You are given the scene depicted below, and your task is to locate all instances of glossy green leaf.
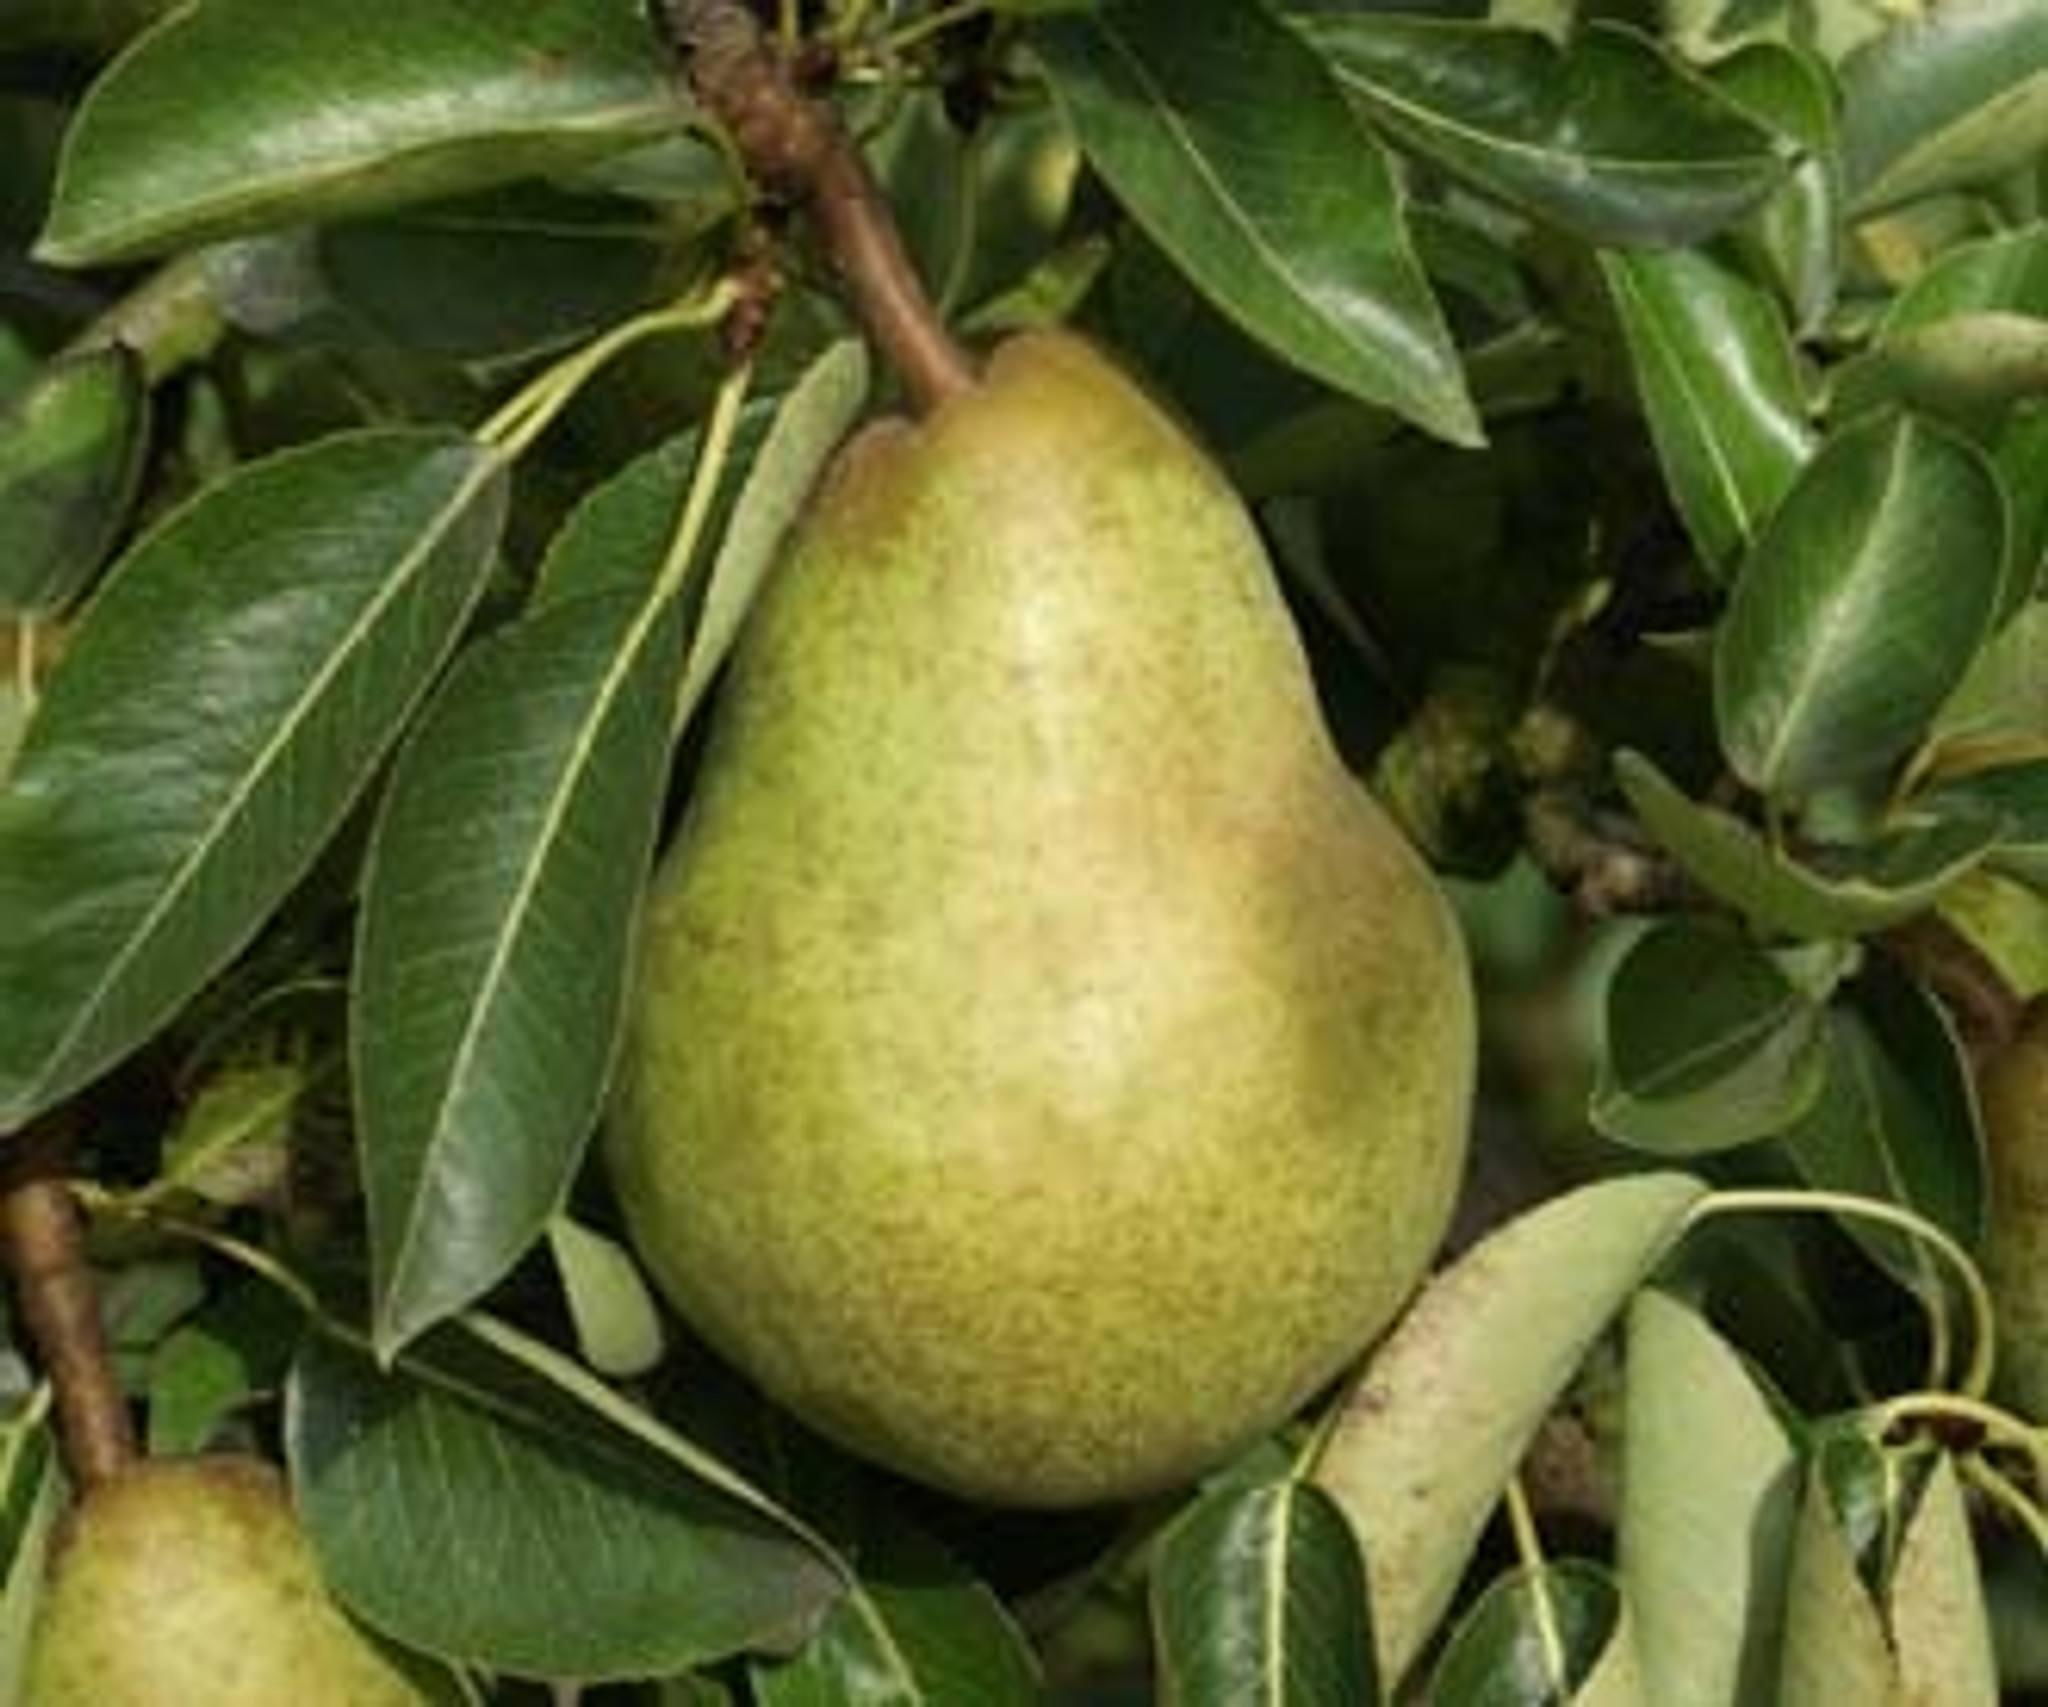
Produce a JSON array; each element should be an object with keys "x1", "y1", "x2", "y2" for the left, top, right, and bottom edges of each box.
[
  {"x1": 1922, "y1": 758, "x2": 2048, "y2": 888},
  {"x1": 1314, "y1": 1172, "x2": 1708, "y2": 1686},
  {"x1": 1431, "y1": 1560, "x2": 1625, "y2": 1706},
  {"x1": 0, "y1": 429, "x2": 507, "y2": 1131},
  {"x1": 1619, "y1": 1289, "x2": 1797, "y2": 1707},
  {"x1": 288, "y1": 1319, "x2": 840, "y2": 1680},
  {"x1": 1033, "y1": 0, "x2": 1478, "y2": 445},
  {"x1": 1615, "y1": 750, "x2": 2000, "y2": 940},
  {"x1": 1888, "y1": 1453, "x2": 2000, "y2": 1703},
  {"x1": 1293, "y1": 16, "x2": 1784, "y2": 248},
  {"x1": 1839, "y1": 0, "x2": 2048, "y2": 214},
  {"x1": 748, "y1": 1504, "x2": 1041, "y2": 1707},
  {"x1": 1781, "y1": 977, "x2": 1986, "y2": 1296},
  {"x1": 1831, "y1": 314, "x2": 2048, "y2": 435},
  {"x1": 1710, "y1": 42, "x2": 1842, "y2": 336},
  {"x1": 1777, "y1": 1447, "x2": 1897, "y2": 1707},
  {"x1": 1885, "y1": 225, "x2": 2048, "y2": 333},
  {"x1": 1996, "y1": 407, "x2": 2048, "y2": 612},
  {"x1": 548, "y1": 1215, "x2": 665, "y2": 1380},
  {"x1": 1715, "y1": 412, "x2": 2007, "y2": 800},
  {"x1": 1599, "y1": 246, "x2": 1812, "y2": 579},
  {"x1": 1925, "y1": 599, "x2": 2048, "y2": 768},
  {"x1": 318, "y1": 184, "x2": 686, "y2": 362},
  {"x1": 355, "y1": 587, "x2": 684, "y2": 1354},
  {"x1": 1591, "y1": 919, "x2": 1827, "y2": 1154},
  {"x1": 39, "y1": 0, "x2": 676, "y2": 266},
  {"x1": 0, "y1": 346, "x2": 150, "y2": 616},
  {"x1": 1151, "y1": 1479, "x2": 1376, "y2": 1707}
]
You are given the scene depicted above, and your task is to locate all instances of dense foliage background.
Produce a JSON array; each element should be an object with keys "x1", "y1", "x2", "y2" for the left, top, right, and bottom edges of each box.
[{"x1": 1, "y1": 0, "x2": 2046, "y2": 1699}]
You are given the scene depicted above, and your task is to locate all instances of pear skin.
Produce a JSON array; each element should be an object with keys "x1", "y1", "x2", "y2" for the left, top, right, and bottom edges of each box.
[
  {"x1": 610, "y1": 332, "x2": 1475, "y2": 1505},
  {"x1": 25, "y1": 1457, "x2": 426, "y2": 1706},
  {"x1": 1980, "y1": 999, "x2": 2048, "y2": 1421}
]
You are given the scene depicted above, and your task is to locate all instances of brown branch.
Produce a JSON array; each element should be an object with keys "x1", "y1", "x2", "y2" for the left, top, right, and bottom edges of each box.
[
  {"x1": 1, "y1": 1121, "x2": 136, "y2": 1489},
  {"x1": 661, "y1": 0, "x2": 978, "y2": 413},
  {"x1": 1879, "y1": 911, "x2": 2025, "y2": 1070}
]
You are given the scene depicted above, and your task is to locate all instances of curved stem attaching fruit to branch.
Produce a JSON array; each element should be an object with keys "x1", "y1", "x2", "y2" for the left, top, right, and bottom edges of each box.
[
  {"x1": 0, "y1": 1121, "x2": 136, "y2": 1490},
  {"x1": 1689, "y1": 1187, "x2": 1997, "y2": 1401},
  {"x1": 660, "y1": 0, "x2": 978, "y2": 414}
]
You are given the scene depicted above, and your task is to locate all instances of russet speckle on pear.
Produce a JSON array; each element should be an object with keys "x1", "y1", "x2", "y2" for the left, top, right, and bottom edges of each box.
[
  {"x1": 1980, "y1": 998, "x2": 2048, "y2": 1421},
  {"x1": 609, "y1": 332, "x2": 1476, "y2": 1506},
  {"x1": 24, "y1": 1457, "x2": 426, "y2": 1706}
]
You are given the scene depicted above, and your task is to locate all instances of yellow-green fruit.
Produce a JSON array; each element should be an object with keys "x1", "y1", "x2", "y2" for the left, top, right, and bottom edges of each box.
[
  {"x1": 25, "y1": 1457, "x2": 426, "y2": 1706},
  {"x1": 609, "y1": 333, "x2": 1475, "y2": 1506},
  {"x1": 1980, "y1": 999, "x2": 2048, "y2": 1421}
]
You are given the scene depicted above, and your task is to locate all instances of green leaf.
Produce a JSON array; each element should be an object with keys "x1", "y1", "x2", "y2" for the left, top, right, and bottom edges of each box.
[
  {"x1": 1590, "y1": 919, "x2": 1828, "y2": 1155},
  {"x1": 1925, "y1": 598, "x2": 2048, "y2": 768},
  {"x1": 1616, "y1": 750, "x2": 2000, "y2": 940},
  {"x1": 1599, "y1": 245, "x2": 1813, "y2": 580},
  {"x1": 146, "y1": 1281, "x2": 301, "y2": 1458},
  {"x1": 1831, "y1": 314, "x2": 2048, "y2": 436},
  {"x1": 1715, "y1": 413, "x2": 2007, "y2": 800},
  {"x1": 1619, "y1": 1289, "x2": 1798, "y2": 1707},
  {"x1": 38, "y1": 0, "x2": 676, "y2": 266},
  {"x1": 288, "y1": 1318, "x2": 840, "y2": 1680},
  {"x1": 1887, "y1": 1453, "x2": 2000, "y2": 1703},
  {"x1": 1709, "y1": 42, "x2": 1842, "y2": 337},
  {"x1": 0, "y1": 1406, "x2": 58, "y2": 1707},
  {"x1": 1293, "y1": 16, "x2": 1785, "y2": 248},
  {"x1": 748, "y1": 1498, "x2": 1041, "y2": 1707},
  {"x1": 1430, "y1": 1560, "x2": 1625, "y2": 1705},
  {"x1": 1313, "y1": 1172, "x2": 1708, "y2": 1687},
  {"x1": 1781, "y1": 974, "x2": 1985, "y2": 1295},
  {"x1": 356, "y1": 587, "x2": 684, "y2": 1354},
  {"x1": 548, "y1": 1215, "x2": 665, "y2": 1380},
  {"x1": 318, "y1": 184, "x2": 688, "y2": 362},
  {"x1": 1151, "y1": 1480, "x2": 1377, "y2": 1707},
  {"x1": 1032, "y1": 0, "x2": 1478, "y2": 445},
  {"x1": 1922, "y1": 758, "x2": 2048, "y2": 888},
  {"x1": 1839, "y1": 0, "x2": 2048, "y2": 215},
  {"x1": 1884, "y1": 224, "x2": 2048, "y2": 332},
  {"x1": 0, "y1": 346, "x2": 150, "y2": 616},
  {"x1": 0, "y1": 429, "x2": 507, "y2": 1131}
]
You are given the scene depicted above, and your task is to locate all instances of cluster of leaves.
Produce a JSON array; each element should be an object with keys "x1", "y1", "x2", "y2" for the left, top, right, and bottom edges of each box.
[{"x1": 0, "y1": 0, "x2": 2046, "y2": 1701}]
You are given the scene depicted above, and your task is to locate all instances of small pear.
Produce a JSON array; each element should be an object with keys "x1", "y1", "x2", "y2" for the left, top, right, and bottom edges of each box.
[
  {"x1": 610, "y1": 333, "x2": 1475, "y2": 1505},
  {"x1": 1979, "y1": 999, "x2": 2048, "y2": 1421},
  {"x1": 25, "y1": 1456, "x2": 426, "y2": 1706}
]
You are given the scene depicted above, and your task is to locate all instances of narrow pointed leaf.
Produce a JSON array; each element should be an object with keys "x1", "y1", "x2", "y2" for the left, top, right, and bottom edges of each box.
[
  {"x1": 1839, "y1": 0, "x2": 2048, "y2": 215},
  {"x1": 1599, "y1": 246, "x2": 1812, "y2": 579},
  {"x1": 288, "y1": 1318, "x2": 841, "y2": 1680},
  {"x1": 0, "y1": 429, "x2": 506, "y2": 1130},
  {"x1": 0, "y1": 346, "x2": 150, "y2": 616},
  {"x1": 549, "y1": 1215, "x2": 665, "y2": 1380},
  {"x1": 1714, "y1": 413, "x2": 2007, "y2": 800},
  {"x1": 356, "y1": 586, "x2": 684, "y2": 1354},
  {"x1": 1591, "y1": 919, "x2": 1828, "y2": 1154},
  {"x1": 1314, "y1": 1172, "x2": 1707, "y2": 1686},
  {"x1": 1151, "y1": 1480, "x2": 1376, "y2": 1707},
  {"x1": 1777, "y1": 1453, "x2": 1897, "y2": 1706},
  {"x1": 1294, "y1": 16, "x2": 1784, "y2": 248},
  {"x1": 1620, "y1": 1289, "x2": 1798, "y2": 1707},
  {"x1": 39, "y1": 0, "x2": 676, "y2": 266},
  {"x1": 1033, "y1": 0, "x2": 1478, "y2": 445},
  {"x1": 0, "y1": 1408, "x2": 59, "y2": 1707},
  {"x1": 1888, "y1": 1453, "x2": 1999, "y2": 1703},
  {"x1": 1616, "y1": 750, "x2": 2000, "y2": 941},
  {"x1": 1431, "y1": 1560, "x2": 1624, "y2": 1705}
]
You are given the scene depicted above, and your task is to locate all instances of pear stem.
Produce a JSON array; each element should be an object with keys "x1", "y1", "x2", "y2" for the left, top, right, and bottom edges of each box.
[
  {"x1": 661, "y1": 0, "x2": 978, "y2": 414},
  {"x1": 1, "y1": 1120, "x2": 136, "y2": 1489}
]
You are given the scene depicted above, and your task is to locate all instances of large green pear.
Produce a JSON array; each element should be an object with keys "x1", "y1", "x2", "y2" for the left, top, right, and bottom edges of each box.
[
  {"x1": 610, "y1": 332, "x2": 1475, "y2": 1506},
  {"x1": 25, "y1": 1457, "x2": 426, "y2": 1706},
  {"x1": 1980, "y1": 998, "x2": 2048, "y2": 1421}
]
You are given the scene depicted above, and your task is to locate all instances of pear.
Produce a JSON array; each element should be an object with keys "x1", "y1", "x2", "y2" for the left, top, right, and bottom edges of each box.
[
  {"x1": 609, "y1": 332, "x2": 1475, "y2": 1506},
  {"x1": 25, "y1": 1456, "x2": 426, "y2": 1706},
  {"x1": 1979, "y1": 999, "x2": 2048, "y2": 1421}
]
